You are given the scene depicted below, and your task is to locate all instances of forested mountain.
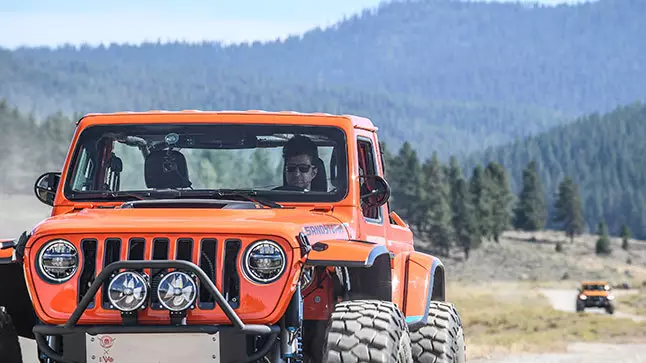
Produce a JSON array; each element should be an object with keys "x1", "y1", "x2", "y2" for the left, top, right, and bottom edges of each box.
[
  {"x1": 464, "y1": 102, "x2": 646, "y2": 239},
  {"x1": 8, "y1": 0, "x2": 646, "y2": 115},
  {"x1": 0, "y1": 101, "x2": 73, "y2": 193},
  {"x1": 2, "y1": 0, "x2": 645, "y2": 160},
  {"x1": 0, "y1": 48, "x2": 564, "y2": 158}
]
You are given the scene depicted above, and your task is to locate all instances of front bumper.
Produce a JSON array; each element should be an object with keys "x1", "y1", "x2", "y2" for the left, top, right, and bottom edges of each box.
[
  {"x1": 33, "y1": 260, "x2": 280, "y2": 363},
  {"x1": 579, "y1": 296, "x2": 612, "y2": 308}
]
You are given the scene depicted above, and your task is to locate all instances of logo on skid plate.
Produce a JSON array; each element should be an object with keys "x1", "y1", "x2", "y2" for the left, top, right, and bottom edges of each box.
[
  {"x1": 99, "y1": 335, "x2": 116, "y2": 349},
  {"x1": 98, "y1": 335, "x2": 116, "y2": 362}
]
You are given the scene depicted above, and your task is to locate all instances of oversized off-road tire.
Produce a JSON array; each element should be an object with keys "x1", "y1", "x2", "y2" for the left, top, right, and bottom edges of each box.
[
  {"x1": 409, "y1": 301, "x2": 466, "y2": 363},
  {"x1": 321, "y1": 300, "x2": 413, "y2": 363},
  {"x1": 606, "y1": 303, "x2": 615, "y2": 314},
  {"x1": 576, "y1": 300, "x2": 585, "y2": 312},
  {"x1": 0, "y1": 306, "x2": 23, "y2": 363}
]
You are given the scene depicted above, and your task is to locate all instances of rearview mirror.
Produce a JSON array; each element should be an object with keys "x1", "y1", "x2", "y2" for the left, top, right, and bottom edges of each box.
[
  {"x1": 360, "y1": 175, "x2": 390, "y2": 209},
  {"x1": 34, "y1": 172, "x2": 61, "y2": 206}
]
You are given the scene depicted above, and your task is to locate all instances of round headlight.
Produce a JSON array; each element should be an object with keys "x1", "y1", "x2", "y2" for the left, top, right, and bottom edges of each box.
[
  {"x1": 157, "y1": 271, "x2": 198, "y2": 311},
  {"x1": 37, "y1": 239, "x2": 79, "y2": 283},
  {"x1": 243, "y1": 240, "x2": 286, "y2": 284},
  {"x1": 107, "y1": 271, "x2": 149, "y2": 312}
]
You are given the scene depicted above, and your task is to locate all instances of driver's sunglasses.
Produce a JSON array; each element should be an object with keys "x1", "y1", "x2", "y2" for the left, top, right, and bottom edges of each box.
[{"x1": 285, "y1": 164, "x2": 315, "y2": 173}]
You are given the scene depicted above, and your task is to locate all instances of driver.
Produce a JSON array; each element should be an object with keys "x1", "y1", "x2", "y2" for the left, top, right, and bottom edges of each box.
[{"x1": 281, "y1": 135, "x2": 319, "y2": 190}]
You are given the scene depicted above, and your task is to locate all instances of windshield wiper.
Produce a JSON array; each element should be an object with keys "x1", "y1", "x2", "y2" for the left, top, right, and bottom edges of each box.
[
  {"x1": 69, "y1": 191, "x2": 148, "y2": 201},
  {"x1": 70, "y1": 189, "x2": 283, "y2": 208},
  {"x1": 209, "y1": 189, "x2": 284, "y2": 209}
]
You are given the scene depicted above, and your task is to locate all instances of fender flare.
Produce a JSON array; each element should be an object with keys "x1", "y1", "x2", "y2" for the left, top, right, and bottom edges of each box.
[
  {"x1": 305, "y1": 239, "x2": 390, "y2": 268},
  {"x1": 403, "y1": 253, "x2": 446, "y2": 328},
  {"x1": 304, "y1": 239, "x2": 393, "y2": 302}
]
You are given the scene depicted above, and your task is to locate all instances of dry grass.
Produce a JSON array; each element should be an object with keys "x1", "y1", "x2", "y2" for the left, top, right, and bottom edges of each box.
[
  {"x1": 617, "y1": 288, "x2": 646, "y2": 316},
  {"x1": 447, "y1": 281, "x2": 646, "y2": 360}
]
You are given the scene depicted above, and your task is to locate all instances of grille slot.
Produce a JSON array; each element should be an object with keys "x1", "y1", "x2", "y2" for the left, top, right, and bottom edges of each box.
[
  {"x1": 176, "y1": 238, "x2": 193, "y2": 262},
  {"x1": 223, "y1": 239, "x2": 241, "y2": 309},
  {"x1": 78, "y1": 239, "x2": 97, "y2": 308},
  {"x1": 101, "y1": 238, "x2": 122, "y2": 308},
  {"x1": 128, "y1": 238, "x2": 145, "y2": 273},
  {"x1": 150, "y1": 238, "x2": 170, "y2": 310},
  {"x1": 199, "y1": 238, "x2": 217, "y2": 309}
]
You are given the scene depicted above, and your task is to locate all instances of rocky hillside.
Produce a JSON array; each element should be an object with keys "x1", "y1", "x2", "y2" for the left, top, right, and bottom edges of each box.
[{"x1": 444, "y1": 230, "x2": 646, "y2": 286}]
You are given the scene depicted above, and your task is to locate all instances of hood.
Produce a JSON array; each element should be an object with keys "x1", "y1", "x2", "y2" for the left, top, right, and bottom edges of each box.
[{"x1": 31, "y1": 206, "x2": 351, "y2": 247}]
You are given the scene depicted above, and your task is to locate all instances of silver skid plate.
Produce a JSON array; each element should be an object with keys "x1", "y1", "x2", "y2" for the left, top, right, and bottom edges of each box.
[{"x1": 86, "y1": 332, "x2": 220, "y2": 363}]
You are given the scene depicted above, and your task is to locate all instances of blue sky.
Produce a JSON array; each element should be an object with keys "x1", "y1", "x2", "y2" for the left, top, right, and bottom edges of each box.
[{"x1": 0, "y1": 0, "x2": 595, "y2": 49}]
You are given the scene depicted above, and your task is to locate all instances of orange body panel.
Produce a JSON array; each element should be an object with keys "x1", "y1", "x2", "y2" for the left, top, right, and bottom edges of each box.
[{"x1": 15, "y1": 110, "x2": 440, "y2": 327}]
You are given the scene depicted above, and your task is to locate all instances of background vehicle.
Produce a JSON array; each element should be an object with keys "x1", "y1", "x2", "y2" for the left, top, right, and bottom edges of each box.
[
  {"x1": 576, "y1": 280, "x2": 615, "y2": 314},
  {"x1": 0, "y1": 110, "x2": 467, "y2": 363}
]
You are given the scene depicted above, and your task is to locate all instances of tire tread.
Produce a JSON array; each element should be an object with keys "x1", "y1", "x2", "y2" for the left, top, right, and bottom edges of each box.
[
  {"x1": 409, "y1": 301, "x2": 466, "y2": 363},
  {"x1": 323, "y1": 300, "x2": 412, "y2": 363}
]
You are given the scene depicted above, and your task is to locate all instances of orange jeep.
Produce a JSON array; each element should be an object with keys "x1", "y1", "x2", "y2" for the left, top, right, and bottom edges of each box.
[
  {"x1": 0, "y1": 110, "x2": 466, "y2": 363},
  {"x1": 576, "y1": 280, "x2": 615, "y2": 314}
]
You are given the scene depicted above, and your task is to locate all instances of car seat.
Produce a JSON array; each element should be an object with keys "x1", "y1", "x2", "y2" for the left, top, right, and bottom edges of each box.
[{"x1": 144, "y1": 150, "x2": 192, "y2": 189}]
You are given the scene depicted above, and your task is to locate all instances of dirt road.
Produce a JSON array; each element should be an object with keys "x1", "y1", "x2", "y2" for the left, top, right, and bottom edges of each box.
[
  {"x1": 470, "y1": 288, "x2": 646, "y2": 362},
  {"x1": 469, "y1": 342, "x2": 646, "y2": 363}
]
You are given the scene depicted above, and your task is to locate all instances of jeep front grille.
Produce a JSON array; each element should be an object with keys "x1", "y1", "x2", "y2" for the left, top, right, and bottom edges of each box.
[{"x1": 77, "y1": 236, "x2": 241, "y2": 311}]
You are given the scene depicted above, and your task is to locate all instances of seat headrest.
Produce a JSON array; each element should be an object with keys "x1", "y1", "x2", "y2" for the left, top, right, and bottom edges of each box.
[
  {"x1": 144, "y1": 150, "x2": 192, "y2": 189},
  {"x1": 311, "y1": 157, "x2": 328, "y2": 192}
]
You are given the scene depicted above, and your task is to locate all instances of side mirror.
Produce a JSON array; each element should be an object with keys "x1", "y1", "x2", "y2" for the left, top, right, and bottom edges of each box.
[
  {"x1": 360, "y1": 175, "x2": 390, "y2": 209},
  {"x1": 34, "y1": 172, "x2": 61, "y2": 206}
]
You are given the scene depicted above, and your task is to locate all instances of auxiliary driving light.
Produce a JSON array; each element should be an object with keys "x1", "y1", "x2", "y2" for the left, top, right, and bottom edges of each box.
[
  {"x1": 157, "y1": 271, "x2": 198, "y2": 311},
  {"x1": 37, "y1": 239, "x2": 79, "y2": 283},
  {"x1": 243, "y1": 240, "x2": 286, "y2": 284},
  {"x1": 107, "y1": 271, "x2": 149, "y2": 312}
]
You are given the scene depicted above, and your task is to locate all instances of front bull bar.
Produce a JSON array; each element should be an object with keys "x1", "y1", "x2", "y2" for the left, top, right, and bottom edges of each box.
[{"x1": 33, "y1": 260, "x2": 281, "y2": 363}]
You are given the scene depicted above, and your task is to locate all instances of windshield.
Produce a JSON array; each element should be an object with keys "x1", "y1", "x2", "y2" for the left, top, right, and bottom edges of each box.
[
  {"x1": 582, "y1": 284, "x2": 608, "y2": 291},
  {"x1": 63, "y1": 123, "x2": 348, "y2": 202}
]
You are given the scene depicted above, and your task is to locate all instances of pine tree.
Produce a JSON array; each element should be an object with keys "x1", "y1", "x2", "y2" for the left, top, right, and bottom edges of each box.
[
  {"x1": 421, "y1": 152, "x2": 454, "y2": 257},
  {"x1": 447, "y1": 155, "x2": 462, "y2": 208},
  {"x1": 553, "y1": 176, "x2": 585, "y2": 243},
  {"x1": 620, "y1": 223, "x2": 631, "y2": 251},
  {"x1": 250, "y1": 148, "x2": 275, "y2": 188},
  {"x1": 513, "y1": 160, "x2": 547, "y2": 231},
  {"x1": 469, "y1": 165, "x2": 491, "y2": 239},
  {"x1": 389, "y1": 142, "x2": 424, "y2": 233},
  {"x1": 485, "y1": 162, "x2": 513, "y2": 242},
  {"x1": 595, "y1": 221, "x2": 611, "y2": 255},
  {"x1": 452, "y1": 178, "x2": 481, "y2": 259}
]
